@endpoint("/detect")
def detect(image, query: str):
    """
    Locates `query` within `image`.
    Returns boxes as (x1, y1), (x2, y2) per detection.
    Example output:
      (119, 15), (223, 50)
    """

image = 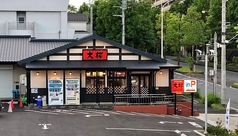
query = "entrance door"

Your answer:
(86, 71), (105, 103)
(131, 75), (149, 95)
